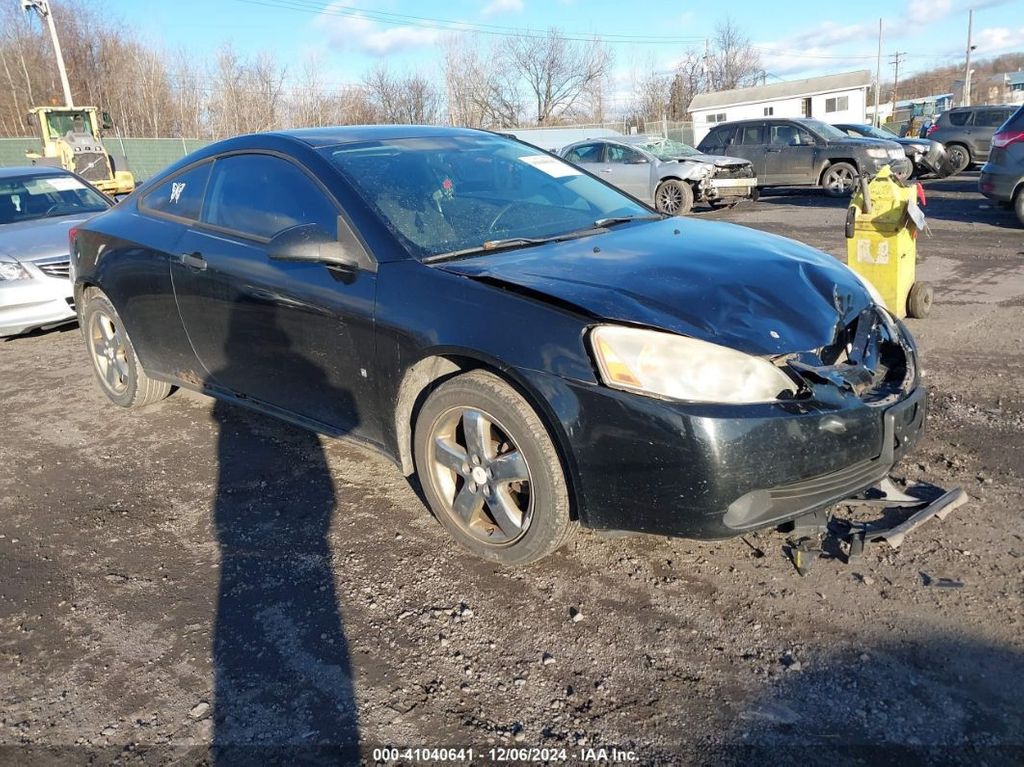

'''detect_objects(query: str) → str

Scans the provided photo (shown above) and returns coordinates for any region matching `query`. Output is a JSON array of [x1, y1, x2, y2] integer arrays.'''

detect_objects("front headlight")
[[0, 258, 30, 282], [590, 325, 797, 404], [889, 147, 905, 159], [866, 148, 888, 159]]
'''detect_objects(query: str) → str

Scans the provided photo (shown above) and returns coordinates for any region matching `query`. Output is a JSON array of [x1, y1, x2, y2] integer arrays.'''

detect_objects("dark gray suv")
[[698, 117, 910, 197], [979, 105, 1024, 225], [925, 105, 1017, 174]]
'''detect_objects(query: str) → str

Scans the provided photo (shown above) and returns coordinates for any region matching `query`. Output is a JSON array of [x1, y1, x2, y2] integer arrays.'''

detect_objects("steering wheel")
[[44, 204, 67, 215]]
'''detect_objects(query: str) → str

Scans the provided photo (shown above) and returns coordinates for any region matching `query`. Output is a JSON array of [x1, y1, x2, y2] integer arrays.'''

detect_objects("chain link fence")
[[0, 137, 210, 183]]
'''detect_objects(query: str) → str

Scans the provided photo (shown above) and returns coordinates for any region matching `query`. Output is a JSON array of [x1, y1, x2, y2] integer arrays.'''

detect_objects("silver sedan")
[[1, 167, 111, 337], [560, 135, 757, 215]]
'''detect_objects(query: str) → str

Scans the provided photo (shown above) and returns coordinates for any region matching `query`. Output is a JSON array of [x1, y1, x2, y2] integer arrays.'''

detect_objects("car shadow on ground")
[[706, 633, 1024, 764], [206, 297, 360, 763]]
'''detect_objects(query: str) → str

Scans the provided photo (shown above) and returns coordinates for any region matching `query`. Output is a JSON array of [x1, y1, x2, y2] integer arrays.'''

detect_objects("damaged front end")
[[666, 157, 757, 204], [723, 305, 925, 534]]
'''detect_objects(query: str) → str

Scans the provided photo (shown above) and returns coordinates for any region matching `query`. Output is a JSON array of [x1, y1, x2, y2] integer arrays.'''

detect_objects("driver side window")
[[606, 145, 645, 164], [565, 143, 603, 164]]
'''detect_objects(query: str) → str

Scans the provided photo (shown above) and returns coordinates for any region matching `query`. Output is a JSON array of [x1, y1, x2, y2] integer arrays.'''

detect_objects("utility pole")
[[963, 9, 975, 107], [22, 0, 73, 107], [889, 51, 906, 123], [873, 18, 883, 127]]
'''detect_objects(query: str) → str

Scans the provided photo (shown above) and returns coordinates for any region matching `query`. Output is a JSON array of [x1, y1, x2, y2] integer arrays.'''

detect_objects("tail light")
[[926, 124, 939, 137], [991, 130, 1024, 149], [68, 226, 79, 255]]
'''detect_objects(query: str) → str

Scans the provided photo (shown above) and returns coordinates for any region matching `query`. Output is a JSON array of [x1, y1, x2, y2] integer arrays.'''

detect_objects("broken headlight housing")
[[0, 256, 30, 282], [590, 325, 797, 404]]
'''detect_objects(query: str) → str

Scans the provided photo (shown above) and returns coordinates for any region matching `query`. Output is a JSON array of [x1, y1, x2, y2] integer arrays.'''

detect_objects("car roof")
[[0, 166, 73, 180], [266, 124, 492, 149]]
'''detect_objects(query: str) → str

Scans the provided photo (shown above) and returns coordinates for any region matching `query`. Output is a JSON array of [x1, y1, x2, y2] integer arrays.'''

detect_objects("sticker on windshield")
[[40, 177, 86, 192], [170, 182, 186, 204], [519, 155, 581, 178]]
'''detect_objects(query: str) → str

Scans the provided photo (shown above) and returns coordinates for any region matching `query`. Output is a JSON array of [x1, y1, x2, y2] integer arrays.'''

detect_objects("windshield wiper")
[[592, 214, 665, 227], [423, 227, 607, 264]]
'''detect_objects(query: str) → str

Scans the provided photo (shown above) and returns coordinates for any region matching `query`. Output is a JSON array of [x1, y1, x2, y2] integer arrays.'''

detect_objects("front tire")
[[946, 144, 970, 175], [821, 162, 858, 197], [1014, 188, 1024, 227], [82, 289, 171, 408], [654, 179, 694, 215], [413, 370, 575, 565]]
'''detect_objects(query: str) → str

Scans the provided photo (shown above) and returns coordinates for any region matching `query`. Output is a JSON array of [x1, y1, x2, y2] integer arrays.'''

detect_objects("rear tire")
[[907, 282, 934, 319], [1014, 188, 1024, 227], [82, 289, 171, 408], [413, 370, 575, 565], [654, 179, 694, 215], [946, 144, 970, 175]]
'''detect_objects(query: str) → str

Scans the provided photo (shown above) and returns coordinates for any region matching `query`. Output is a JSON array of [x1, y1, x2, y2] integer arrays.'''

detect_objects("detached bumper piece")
[[783, 476, 968, 575]]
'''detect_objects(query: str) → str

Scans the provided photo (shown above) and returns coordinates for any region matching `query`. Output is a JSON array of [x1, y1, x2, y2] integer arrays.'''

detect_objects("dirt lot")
[[1, 173, 1022, 765]]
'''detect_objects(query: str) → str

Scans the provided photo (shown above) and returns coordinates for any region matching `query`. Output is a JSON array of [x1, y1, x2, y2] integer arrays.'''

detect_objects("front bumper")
[[0, 270, 76, 337], [522, 363, 926, 540]]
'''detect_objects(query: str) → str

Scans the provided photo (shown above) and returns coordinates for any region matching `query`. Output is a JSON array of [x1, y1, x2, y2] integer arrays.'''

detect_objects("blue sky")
[[102, 0, 1023, 106]]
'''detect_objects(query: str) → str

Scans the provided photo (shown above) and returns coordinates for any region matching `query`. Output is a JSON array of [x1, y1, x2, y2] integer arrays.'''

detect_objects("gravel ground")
[[1, 172, 1022, 765]]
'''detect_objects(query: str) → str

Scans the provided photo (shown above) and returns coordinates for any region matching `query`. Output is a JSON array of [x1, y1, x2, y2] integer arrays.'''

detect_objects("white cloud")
[[481, 0, 524, 16], [788, 21, 875, 49], [315, 3, 443, 56], [972, 26, 1024, 54]]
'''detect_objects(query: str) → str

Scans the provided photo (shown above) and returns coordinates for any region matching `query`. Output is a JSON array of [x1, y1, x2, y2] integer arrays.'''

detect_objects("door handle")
[[766, 148, 782, 153], [179, 252, 207, 271]]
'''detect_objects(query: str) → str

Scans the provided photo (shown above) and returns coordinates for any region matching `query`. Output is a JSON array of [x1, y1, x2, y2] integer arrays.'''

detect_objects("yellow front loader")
[[25, 106, 135, 196]]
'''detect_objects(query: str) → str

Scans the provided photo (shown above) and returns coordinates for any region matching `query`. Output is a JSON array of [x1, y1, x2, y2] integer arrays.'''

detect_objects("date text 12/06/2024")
[[372, 747, 639, 762]]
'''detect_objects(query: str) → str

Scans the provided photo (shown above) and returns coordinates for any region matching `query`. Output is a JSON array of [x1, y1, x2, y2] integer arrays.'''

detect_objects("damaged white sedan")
[[560, 135, 757, 215]]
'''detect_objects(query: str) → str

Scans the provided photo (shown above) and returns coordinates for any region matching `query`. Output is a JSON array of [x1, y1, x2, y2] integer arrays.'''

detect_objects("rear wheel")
[[821, 162, 858, 197], [907, 282, 934, 319], [1014, 188, 1024, 227], [946, 144, 970, 175], [654, 179, 694, 215], [82, 290, 171, 408], [413, 370, 575, 565]]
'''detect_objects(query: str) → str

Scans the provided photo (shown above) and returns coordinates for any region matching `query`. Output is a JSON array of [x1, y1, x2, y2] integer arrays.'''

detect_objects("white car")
[[1, 167, 111, 337]]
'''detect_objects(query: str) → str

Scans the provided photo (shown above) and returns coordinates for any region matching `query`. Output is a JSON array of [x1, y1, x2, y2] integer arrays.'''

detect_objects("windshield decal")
[[40, 176, 87, 193], [519, 155, 581, 178]]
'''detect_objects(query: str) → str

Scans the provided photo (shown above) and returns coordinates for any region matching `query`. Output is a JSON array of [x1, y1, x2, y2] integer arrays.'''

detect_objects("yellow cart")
[[845, 166, 932, 319]]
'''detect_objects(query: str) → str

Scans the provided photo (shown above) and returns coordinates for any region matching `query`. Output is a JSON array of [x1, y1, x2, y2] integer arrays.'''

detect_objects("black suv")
[[697, 117, 910, 196], [925, 105, 1017, 174], [979, 104, 1024, 225]]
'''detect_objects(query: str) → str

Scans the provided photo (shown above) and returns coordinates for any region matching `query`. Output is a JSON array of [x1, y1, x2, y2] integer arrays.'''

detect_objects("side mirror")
[[100, 111, 113, 130], [267, 223, 362, 270], [25, 112, 38, 129]]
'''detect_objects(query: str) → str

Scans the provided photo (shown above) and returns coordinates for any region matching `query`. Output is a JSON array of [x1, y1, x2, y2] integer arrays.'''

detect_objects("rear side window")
[[976, 109, 1014, 127], [142, 162, 211, 220], [202, 154, 338, 240], [700, 126, 733, 151], [739, 126, 765, 145], [947, 111, 972, 126]]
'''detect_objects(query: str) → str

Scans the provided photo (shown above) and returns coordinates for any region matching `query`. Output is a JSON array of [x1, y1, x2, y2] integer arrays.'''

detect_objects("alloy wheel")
[[947, 145, 969, 174], [89, 310, 130, 395], [824, 166, 856, 194], [428, 406, 533, 545], [657, 184, 683, 214]]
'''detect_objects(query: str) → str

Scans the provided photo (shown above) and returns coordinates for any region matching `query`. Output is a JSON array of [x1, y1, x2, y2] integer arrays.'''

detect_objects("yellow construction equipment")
[[845, 165, 932, 319], [25, 106, 135, 196]]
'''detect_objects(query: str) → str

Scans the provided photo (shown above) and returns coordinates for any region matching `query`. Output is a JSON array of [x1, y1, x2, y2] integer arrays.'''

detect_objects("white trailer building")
[[689, 70, 873, 144]]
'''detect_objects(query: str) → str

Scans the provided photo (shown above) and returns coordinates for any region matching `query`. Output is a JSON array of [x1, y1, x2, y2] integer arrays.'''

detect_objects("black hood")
[[437, 218, 871, 357]]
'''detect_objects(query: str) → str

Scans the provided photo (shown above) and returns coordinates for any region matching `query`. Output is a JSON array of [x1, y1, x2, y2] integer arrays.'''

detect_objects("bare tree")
[[499, 29, 610, 125], [362, 63, 441, 125], [442, 34, 521, 128], [706, 18, 762, 92], [627, 55, 671, 126]]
